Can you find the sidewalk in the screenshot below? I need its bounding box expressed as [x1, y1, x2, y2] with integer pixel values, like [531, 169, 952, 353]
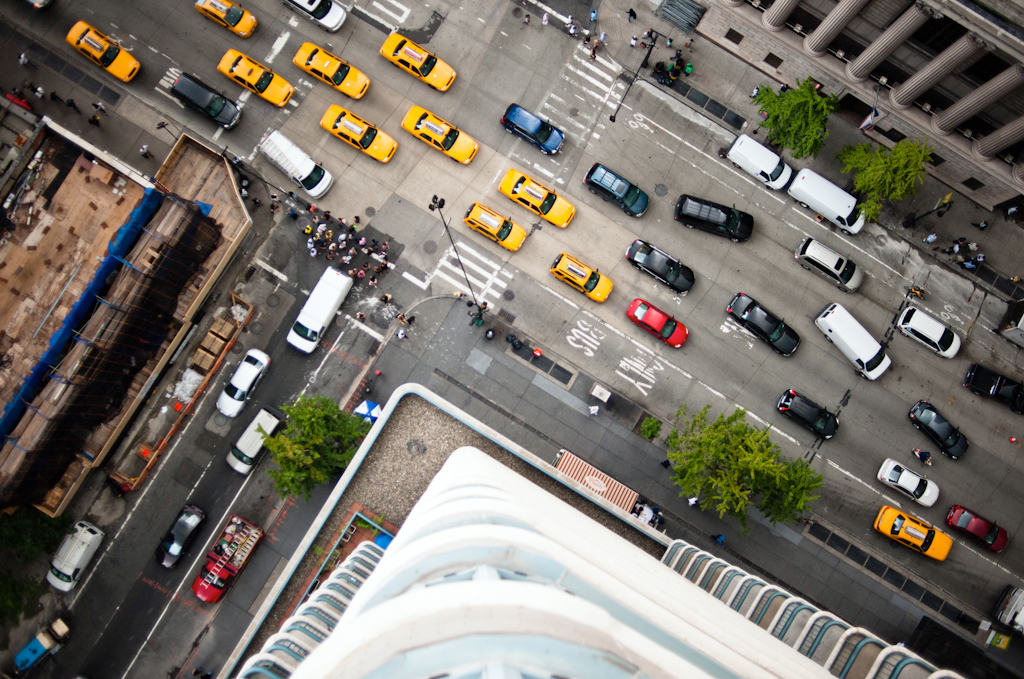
[362, 296, 1024, 677]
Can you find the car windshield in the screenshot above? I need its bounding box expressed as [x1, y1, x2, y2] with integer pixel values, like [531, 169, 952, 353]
[330, 62, 351, 86]
[159, 536, 179, 555]
[890, 515, 904, 536]
[662, 261, 682, 283]
[99, 44, 121, 68]
[223, 384, 245, 401]
[766, 319, 786, 343]
[50, 566, 72, 582]
[813, 413, 831, 432]
[538, 192, 557, 214]
[440, 128, 460, 151]
[937, 328, 956, 351]
[310, 0, 334, 20]
[253, 70, 275, 93]
[420, 55, 437, 76]
[200, 568, 226, 589]
[844, 205, 861, 226]
[622, 184, 641, 208]
[726, 209, 742, 231]
[911, 478, 928, 499]
[496, 220, 514, 241]
[984, 525, 1001, 545]
[838, 260, 857, 284]
[865, 347, 887, 372]
[769, 160, 786, 182]
[584, 272, 602, 293]
[224, 6, 245, 25]
[660, 318, 678, 339]
[921, 529, 935, 552]
[301, 165, 326, 191]
[535, 122, 554, 143]
[172, 514, 201, 546]
[359, 127, 379, 149]
[231, 446, 255, 464]
[205, 95, 226, 117]
[291, 321, 319, 341]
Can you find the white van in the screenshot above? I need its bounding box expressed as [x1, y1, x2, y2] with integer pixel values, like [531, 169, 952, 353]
[788, 169, 866, 234]
[814, 303, 891, 380]
[226, 406, 287, 474]
[995, 586, 1024, 634]
[727, 134, 793, 190]
[47, 520, 105, 592]
[287, 268, 353, 353]
[259, 131, 333, 199]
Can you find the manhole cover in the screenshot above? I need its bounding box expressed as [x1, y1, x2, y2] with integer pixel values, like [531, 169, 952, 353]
[408, 440, 427, 457]
[875, 234, 888, 246]
[214, 413, 229, 427]
[263, 105, 274, 116]
[503, 289, 515, 301]
[231, 343, 245, 354]
[569, 107, 579, 117]
[655, 184, 668, 196]
[366, 206, 376, 217]
[423, 240, 437, 254]
[267, 294, 279, 308]
[250, 322, 263, 334]
[511, 6, 523, 17]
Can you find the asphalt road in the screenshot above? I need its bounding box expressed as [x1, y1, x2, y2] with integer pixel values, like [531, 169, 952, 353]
[6, 0, 1023, 675]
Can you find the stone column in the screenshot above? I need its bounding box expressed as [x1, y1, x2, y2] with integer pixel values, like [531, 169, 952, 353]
[721, 0, 744, 6]
[804, 0, 874, 56]
[932, 64, 1024, 134]
[846, 2, 936, 82]
[889, 34, 987, 110]
[762, 0, 801, 32]
[973, 115, 1024, 159]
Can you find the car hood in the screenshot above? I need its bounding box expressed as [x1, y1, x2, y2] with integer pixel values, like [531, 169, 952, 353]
[213, 99, 242, 128]
[450, 133, 478, 163]
[627, 189, 650, 217]
[262, 77, 293, 106]
[156, 545, 180, 568]
[340, 70, 370, 98]
[425, 61, 456, 91]
[367, 131, 397, 161]
[944, 432, 969, 459]
[216, 392, 244, 417]
[671, 266, 696, 293]
[318, 4, 347, 30]
[772, 327, 801, 356]
[819, 414, 839, 439]
[732, 212, 754, 240]
[541, 127, 565, 154]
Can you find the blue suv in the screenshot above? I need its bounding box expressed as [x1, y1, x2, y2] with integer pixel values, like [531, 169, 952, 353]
[501, 104, 564, 155]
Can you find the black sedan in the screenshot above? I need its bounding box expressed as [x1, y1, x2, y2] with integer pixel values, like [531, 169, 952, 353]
[777, 389, 838, 439]
[625, 240, 695, 294]
[908, 400, 968, 460]
[726, 293, 800, 356]
[156, 504, 207, 568]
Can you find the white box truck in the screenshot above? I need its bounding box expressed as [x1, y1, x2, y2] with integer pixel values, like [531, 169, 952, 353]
[287, 268, 353, 353]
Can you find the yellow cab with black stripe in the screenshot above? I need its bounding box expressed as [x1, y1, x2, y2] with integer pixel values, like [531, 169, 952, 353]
[194, 0, 257, 37]
[293, 43, 369, 99]
[65, 21, 140, 82]
[550, 253, 612, 302]
[401, 106, 478, 164]
[320, 105, 397, 163]
[463, 203, 527, 252]
[499, 169, 574, 228]
[379, 34, 455, 91]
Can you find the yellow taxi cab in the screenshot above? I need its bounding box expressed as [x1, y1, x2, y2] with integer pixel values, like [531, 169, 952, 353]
[874, 505, 954, 561]
[550, 252, 612, 302]
[217, 50, 293, 107]
[400, 106, 477, 164]
[319, 106, 397, 163]
[379, 34, 456, 91]
[463, 203, 527, 252]
[499, 169, 575, 227]
[195, 0, 257, 38]
[293, 43, 369, 99]
[65, 21, 140, 82]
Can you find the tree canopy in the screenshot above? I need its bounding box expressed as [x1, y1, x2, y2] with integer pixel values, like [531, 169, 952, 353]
[263, 394, 370, 502]
[837, 139, 933, 223]
[665, 405, 823, 530]
[752, 78, 838, 159]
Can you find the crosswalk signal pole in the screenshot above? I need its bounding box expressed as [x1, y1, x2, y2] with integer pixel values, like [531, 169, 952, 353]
[610, 33, 658, 123]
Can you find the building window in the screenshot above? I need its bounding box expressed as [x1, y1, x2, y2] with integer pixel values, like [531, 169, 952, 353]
[880, 128, 906, 143]
[929, 153, 945, 167]
[962, 177, 984, 191]
[765, 53, 784, 68]
[726, 29, 744, 45]
[910, 16, 967, 55]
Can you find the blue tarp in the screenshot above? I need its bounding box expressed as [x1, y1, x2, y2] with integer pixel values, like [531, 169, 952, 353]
[0, 188, 165, 443]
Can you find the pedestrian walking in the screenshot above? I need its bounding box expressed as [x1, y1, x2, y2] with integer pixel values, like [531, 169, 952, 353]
[588, 405, 600, 416]
[923, 232, 937, 243]
[568, 23, 577, 36]
[33, 86, 44, 99]
[92, 101, 105, 113]
[201, 673, 213, 679]
[49, 91, 64, 104]
[322, 210, 331, 221]
[584, 33, 591, 45]
[684, 39, 694, 50]
[66, 98, 81, 114]
[643, 28, 653, 39]
[627, 8, 637, 22]
[971, 220, 988, 230]
[396, 313, 407, 324]
[354, 215, 360, 224]
[688, 496, 699, 506]
[368, 276, 378, 288]
[396, 329, 407, 340]
[590, 9, 598, 21]
[542, 12, 549, 25]
[630, 36, 637, 47]
[308, 204, 317, 214]
[310, 248, 317, 258]
[713, 534, 726, 547]
[750, 86, 760, 98]
[374, 263, 385, 274]
[252, 197, 263, 208]
[88, 115, 101, 127]
[356, 312, 366, 321]
[356, 269, 365, 278]
[270, 202, 279, 214]
[523, 14, 530, 25]
[139, 145, 152, 158]
[589, 47, 597, 60]
[380, 293, 393, 304]
[288, 208, 298, 220]
[406, 316, 415, 326]
[599, 31, 606, 43]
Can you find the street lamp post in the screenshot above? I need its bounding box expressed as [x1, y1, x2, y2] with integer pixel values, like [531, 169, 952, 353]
[428, 196, 486, 324]
[610, 32, 659, 123]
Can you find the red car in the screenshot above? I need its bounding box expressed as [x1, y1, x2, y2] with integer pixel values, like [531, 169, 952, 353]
[626, 298, 688, 348]
[946, 505, 1009, 553]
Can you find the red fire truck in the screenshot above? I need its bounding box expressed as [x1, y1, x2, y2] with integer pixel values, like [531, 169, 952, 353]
[191, 514, 263, 603]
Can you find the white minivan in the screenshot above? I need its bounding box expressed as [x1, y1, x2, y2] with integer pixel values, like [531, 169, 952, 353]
[814, 303, 891, 380]
[726, 134, 793, 190]
[287, 268, 353, 353]
[47, 520, 105, 591]
[226, 406, 287, 474]
[259, 131, 333, 199]
[788, 169, 866, 234]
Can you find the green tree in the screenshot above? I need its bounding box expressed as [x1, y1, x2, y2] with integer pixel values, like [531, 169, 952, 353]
[0, 572, 46, 626]
[263, 394, 370, 502]
[836, 138, 933, 223]
[0, 510, 72, 562]
[664, 405, 823, 530]
[752, 78, 838, 158]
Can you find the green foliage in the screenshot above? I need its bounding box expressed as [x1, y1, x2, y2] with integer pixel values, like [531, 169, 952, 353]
[263, 394, 370, 502]
[664, 405, 823, 530]
[0, 510, 73, 562]
[837, 139, 932, 222]
[640, 417, 662, 440]
[313, 545, 324, 557]
[0, 572, 46, 626]
[752, 78, 838, 158]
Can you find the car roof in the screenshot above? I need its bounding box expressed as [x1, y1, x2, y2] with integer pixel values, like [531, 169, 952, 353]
[802, 239, 843, 269]
[901, 307, 947, 339]
[506, 104, 542, 131]
[787, 392, 822, 421]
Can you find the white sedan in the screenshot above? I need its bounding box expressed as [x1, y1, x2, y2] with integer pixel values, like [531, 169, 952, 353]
[896, 306, 960, 358]
[216, 349, 270, 417]
[876, 458, 939, 507]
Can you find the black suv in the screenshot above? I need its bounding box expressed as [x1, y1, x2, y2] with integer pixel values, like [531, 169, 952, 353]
[584, 163, 649, 217]
[625, 240, 694, 294]
[501, 104, 564, 154]
[777, 389, 838, 439]
[171, 74, 241, 129]
[674, 195, 753, 241]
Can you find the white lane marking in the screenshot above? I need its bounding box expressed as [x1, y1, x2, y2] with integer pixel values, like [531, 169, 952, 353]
[345, 315, 384, 341]
[153, 88, 186, 107]
[256, 259, 288, 282]
[532, 164, 555, 179]
[265, 31, 291, 64]
[372, 0, 409, 23]
[402, 270, 430, 289]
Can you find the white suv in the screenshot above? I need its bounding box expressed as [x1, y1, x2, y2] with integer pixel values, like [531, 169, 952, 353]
[794, 238, 863, 292]
[284, 0, 346, 31]
[896, 306, 961, 358]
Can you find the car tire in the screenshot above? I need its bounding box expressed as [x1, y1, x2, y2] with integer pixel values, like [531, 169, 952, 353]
[730, 237, 741, 243]
[588, 188, 597, 195]
[798, 201, 810, 208]
[505, 128, 512, 133]
[800, 264, 810, 270]
[684, 223, 695, 229]
[824, 336, 832, 343]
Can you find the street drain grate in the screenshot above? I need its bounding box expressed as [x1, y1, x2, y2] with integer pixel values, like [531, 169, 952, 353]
[408, 440, 427, 457]
[243, 265, 256, 282]
[368, 339, 381, 356]
[498, 308, 516, 323]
